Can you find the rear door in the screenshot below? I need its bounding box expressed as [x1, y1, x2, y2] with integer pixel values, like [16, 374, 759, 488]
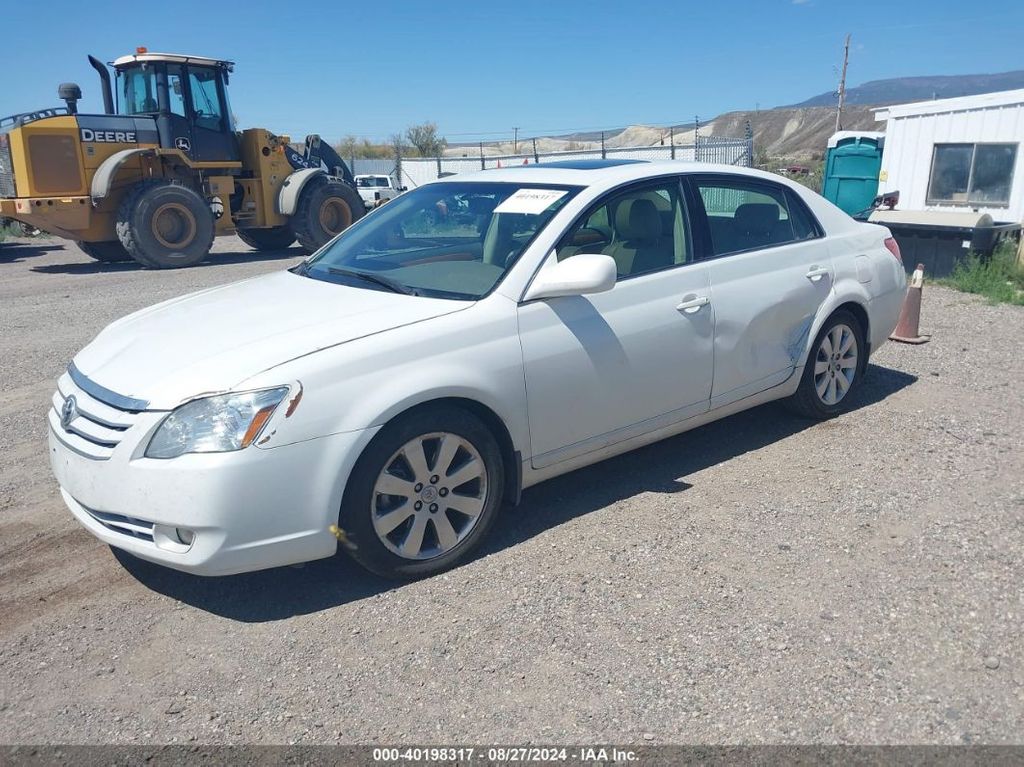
[689, 175, 832, 407]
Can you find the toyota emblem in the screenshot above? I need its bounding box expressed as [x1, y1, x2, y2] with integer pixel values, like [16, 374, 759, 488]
[60, 395, 78, 431]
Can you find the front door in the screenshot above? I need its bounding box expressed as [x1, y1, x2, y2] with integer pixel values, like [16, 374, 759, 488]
[690, 175, 834, 406]
[517, 178, 715, 469]
[163, 64, 194, 158]
[183, 66, 239, 163]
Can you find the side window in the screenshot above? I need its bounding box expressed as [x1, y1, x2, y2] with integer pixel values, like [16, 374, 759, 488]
[120, 68, 159, 115]
[556, 181, 689, 278]
[697, 180, 816, 256]
[187, 68, 224, 130]
[166, 65, 187, 118]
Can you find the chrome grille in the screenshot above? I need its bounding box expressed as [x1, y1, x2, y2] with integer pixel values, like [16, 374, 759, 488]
[82, 504, 155, 542]
[49, 366, 145, 460]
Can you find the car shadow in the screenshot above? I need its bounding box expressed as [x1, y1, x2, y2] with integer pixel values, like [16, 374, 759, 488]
[115, 363, 917, 623]
[29, 246, 304, 275]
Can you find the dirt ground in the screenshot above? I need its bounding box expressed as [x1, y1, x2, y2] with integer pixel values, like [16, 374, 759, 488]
[0, 236, 1022, 745]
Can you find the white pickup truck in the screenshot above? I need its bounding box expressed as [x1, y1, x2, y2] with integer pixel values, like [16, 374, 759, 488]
[354, 175, 404, 209]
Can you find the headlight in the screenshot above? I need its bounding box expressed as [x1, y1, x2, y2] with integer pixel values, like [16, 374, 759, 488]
[145, 387, 290, 459]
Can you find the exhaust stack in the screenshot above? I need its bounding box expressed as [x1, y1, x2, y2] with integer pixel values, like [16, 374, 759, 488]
[87, 55, 114, 115]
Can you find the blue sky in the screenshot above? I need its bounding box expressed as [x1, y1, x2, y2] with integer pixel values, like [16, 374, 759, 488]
[2, 0, 1022, 143]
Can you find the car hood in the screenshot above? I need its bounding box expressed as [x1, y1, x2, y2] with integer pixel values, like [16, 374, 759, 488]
[72, 270, 468, 410]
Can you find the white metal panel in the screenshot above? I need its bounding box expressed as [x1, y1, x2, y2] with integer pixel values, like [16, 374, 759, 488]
[877, 91, 1024, 222]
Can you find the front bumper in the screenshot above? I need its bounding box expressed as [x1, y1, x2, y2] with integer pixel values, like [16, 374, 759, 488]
[48, 385, 379, 576]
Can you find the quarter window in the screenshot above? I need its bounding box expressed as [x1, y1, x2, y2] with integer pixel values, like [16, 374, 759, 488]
[556, 181, 690, 278]
[695, 180, 819, 256]
[927, 143, 1017, 206]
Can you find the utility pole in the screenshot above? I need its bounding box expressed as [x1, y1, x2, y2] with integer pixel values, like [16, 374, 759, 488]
[835, 33, 851, 133]
[513, 126, 519, 154]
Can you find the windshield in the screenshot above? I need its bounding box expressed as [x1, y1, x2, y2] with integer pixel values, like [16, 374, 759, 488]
[300, 181, 579, 299]
[356, 177, 390, 188]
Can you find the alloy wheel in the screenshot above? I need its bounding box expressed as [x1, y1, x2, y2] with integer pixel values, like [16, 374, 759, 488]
[814, 323, 858, 406]
[371, 432, 488, 560]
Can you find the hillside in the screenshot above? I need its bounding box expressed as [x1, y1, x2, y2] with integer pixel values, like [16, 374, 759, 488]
[444, 69, 1024, 163]
[789, 70, 1024, 108]
[705, 105, 878, 161]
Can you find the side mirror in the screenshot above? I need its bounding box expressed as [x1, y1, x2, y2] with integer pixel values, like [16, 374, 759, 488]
[523, 253, 617, 301]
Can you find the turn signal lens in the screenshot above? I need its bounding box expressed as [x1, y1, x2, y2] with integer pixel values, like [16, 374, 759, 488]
[884, 237, 902, 264]
[241, 406, 276, 448]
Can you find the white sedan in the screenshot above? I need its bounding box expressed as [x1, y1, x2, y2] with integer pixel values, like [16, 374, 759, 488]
[48, 161, 907, 579]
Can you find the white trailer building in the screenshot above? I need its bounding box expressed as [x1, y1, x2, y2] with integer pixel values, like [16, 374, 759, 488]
[875, 89, 1024, 223]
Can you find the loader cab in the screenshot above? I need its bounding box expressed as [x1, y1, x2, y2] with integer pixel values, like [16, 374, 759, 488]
[112, 52, 240, 163]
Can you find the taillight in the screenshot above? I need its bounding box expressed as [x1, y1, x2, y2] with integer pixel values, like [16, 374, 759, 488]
[883, 237, 902, 264]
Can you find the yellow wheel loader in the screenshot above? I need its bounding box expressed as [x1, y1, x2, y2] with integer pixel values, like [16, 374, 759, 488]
[0, 49, 364, 268]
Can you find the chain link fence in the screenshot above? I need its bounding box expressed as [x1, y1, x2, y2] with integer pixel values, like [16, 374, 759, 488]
[350, 135, 753, 190]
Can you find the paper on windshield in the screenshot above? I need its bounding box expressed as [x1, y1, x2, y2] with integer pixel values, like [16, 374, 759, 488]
[494, 188, 568, 215]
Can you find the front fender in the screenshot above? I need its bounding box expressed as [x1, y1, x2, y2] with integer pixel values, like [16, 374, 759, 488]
[90, 148, 154, 200]
[278, 168, 326, 216]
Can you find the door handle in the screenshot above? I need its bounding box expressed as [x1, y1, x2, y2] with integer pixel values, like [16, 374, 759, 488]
[805, 266, 830, 282]
[676, 295, 710, 313]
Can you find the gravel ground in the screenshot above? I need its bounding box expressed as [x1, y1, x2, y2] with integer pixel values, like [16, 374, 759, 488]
[0, 236, 1022, 745]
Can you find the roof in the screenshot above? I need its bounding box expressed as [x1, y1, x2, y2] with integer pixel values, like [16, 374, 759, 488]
[111, 52, 234, 69]
[826, 130, 885, 149]
[874, 88, 1024, 121]
[433, 161, 792, 188]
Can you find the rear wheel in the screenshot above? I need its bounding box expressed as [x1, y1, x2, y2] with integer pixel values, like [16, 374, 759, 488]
[236, 226, 296, 251]
[116, 180, 215, 269]
[290, 177, 363, 254]
[339, 405, 504, 579]
[787, 309, 865, 419]
[78, 240, 132, 263]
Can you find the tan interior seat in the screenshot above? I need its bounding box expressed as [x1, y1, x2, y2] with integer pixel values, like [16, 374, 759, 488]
[607, 198, 673, 276]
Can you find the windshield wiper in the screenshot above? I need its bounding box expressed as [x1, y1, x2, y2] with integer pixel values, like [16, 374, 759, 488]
[326, 267, 417, 295]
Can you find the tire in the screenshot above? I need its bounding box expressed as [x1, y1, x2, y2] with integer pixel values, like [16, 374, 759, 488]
[787, 309, 866, 419]
[78, 240, 133, 263]
[236, 226, 295, 251]
[290, 177, 363, 254]
[339, 405, 505, 579]
[116, 180, 215, 269]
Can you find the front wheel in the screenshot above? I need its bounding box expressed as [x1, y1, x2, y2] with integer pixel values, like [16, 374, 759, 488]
[339, 406, 504, 579]
[290, 178, 364, 254]
[787, 309, 865, 419]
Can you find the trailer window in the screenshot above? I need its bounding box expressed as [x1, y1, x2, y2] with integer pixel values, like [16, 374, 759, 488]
[927, 143, 1017, 206]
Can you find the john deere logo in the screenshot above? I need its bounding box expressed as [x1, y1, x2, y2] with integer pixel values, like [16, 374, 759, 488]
[174, 137, 191, 152]
[60, 395, 78, 431]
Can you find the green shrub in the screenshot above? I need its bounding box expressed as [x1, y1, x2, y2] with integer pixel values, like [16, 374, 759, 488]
[941, 241, 1024, 306]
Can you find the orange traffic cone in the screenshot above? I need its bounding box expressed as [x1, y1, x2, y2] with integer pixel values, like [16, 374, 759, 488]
[890, 263, 931, 344]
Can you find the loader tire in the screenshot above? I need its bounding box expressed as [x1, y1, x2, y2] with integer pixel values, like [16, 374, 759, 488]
[236, 226, 296, 252]
[78, 240, 133, 263]
[116, 180, 215, 269]
[290, 178, 363, 254]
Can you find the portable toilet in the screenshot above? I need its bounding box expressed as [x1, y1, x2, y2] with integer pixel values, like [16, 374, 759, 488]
[822, 131, 885, 217]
